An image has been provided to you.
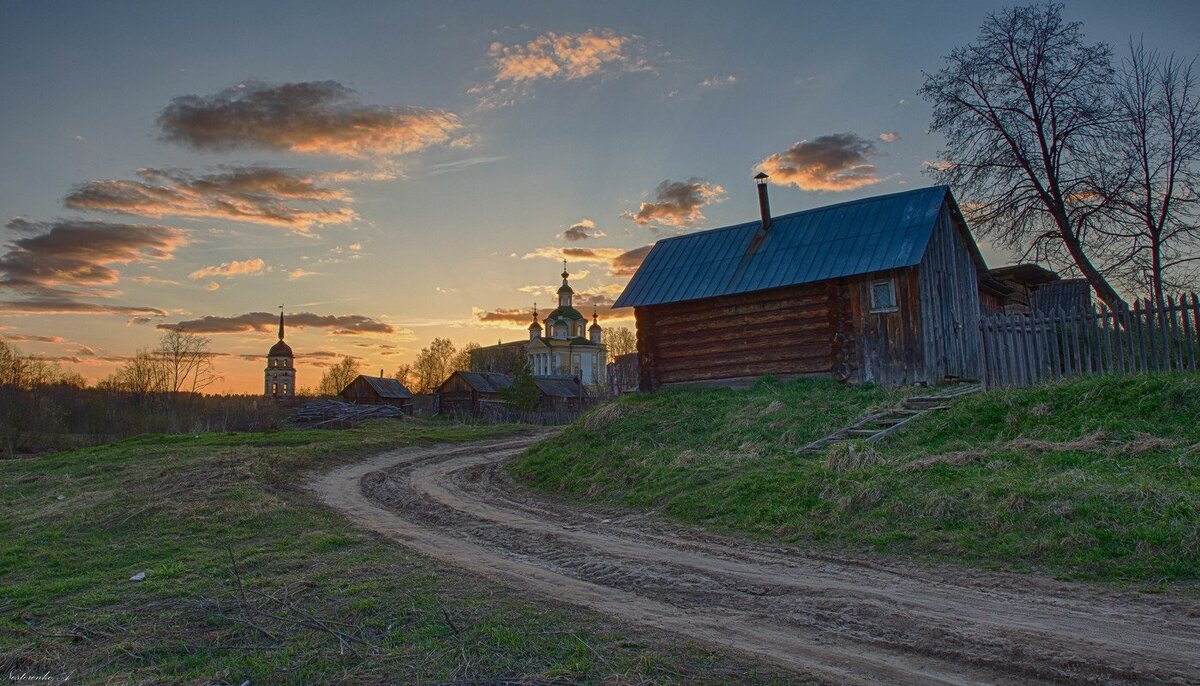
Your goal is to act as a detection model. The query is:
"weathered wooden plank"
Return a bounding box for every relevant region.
[1104,305,1113,374]
[655,332,832,363]
[1191,293,1200,370]
[654,347,832,375]
[651,316,830,347]
[1183,293,1197,371]
[1165,295,1180,371]
[656,355,831,384]
[645,290,830,326]
[980,318,994,389]
[1081,307,1096,375]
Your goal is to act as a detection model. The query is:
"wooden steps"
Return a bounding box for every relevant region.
[795,383,980,455]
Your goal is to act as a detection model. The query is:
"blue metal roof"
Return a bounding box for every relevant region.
[613,185,953,308]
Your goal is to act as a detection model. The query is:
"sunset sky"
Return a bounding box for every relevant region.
[2,1,1198,393]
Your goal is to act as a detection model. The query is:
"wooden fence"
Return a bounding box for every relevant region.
[979,292,1200,389]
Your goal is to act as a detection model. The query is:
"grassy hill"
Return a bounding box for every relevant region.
[511,374,1200,584]
[1,420,792,685]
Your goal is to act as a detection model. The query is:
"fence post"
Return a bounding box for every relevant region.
[1183,292,1197,372]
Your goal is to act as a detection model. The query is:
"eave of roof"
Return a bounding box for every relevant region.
[613,185,957,309]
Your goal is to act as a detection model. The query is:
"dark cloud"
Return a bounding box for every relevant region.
[521,244,651,277]
[758,133,881,191]
[65,166,356,234]
[0,219,186,294]
[561,218,604,241]
[609,245,651,277]
[157,311,394,335]
[0,299,167,316]
[622,178,724,229]
[0,219,184,317]
[157,80,462,158]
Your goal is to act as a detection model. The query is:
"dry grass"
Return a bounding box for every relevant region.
[823,442,883,471]
[582,402,624,431]
[1005,430,1109,452]
[899,451,986,472]
[760,400,784,415]
[1005,430,1179,455]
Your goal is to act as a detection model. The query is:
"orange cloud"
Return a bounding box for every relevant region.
[622,178,724,229]
[188,258,267,280]
[758,133,881,191]
[157,81,462,158]
[490,29,628,83]
[65,166,356,234]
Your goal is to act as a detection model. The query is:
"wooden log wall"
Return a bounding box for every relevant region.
[635,282,835,389]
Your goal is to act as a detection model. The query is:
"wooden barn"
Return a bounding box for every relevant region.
[339,374,413,408]
[532,375,588,411]
[613,181,990,389]
[436,371,511,417]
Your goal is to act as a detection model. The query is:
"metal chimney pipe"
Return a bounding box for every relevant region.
[754,172,771,232]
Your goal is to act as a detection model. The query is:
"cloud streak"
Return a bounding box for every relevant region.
[758,133,881,191]
[157,80,462,158]
[521,244,651,277]
[622,178,724,229]
[158,311,394,335]
[188,258,267,280]
[65,166,356,234]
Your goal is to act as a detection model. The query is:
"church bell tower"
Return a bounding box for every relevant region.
[264,307,296,399]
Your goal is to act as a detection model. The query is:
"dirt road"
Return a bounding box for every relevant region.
[310,435,1200,685]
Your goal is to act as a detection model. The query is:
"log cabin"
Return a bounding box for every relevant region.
[613,179,992,389]
[340,374,414,409]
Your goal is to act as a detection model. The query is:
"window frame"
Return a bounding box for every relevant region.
[869,278,898,313]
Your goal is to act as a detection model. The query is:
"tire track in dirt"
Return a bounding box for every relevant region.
[310,435,1200,685]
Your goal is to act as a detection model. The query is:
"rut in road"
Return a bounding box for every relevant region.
[310,435,1200,686]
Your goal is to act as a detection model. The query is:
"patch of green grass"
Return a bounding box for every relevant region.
[511,374,1200,585]
[1,419,796,685]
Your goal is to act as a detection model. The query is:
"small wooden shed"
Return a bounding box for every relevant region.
[340,375,413,409]
[436,371,512,417]
[532,375,588,411]
[614,184,991,389]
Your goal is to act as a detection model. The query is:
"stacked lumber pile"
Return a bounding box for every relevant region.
[291,400,409,427]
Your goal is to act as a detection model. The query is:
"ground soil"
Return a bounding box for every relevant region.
[309,435,1200,685]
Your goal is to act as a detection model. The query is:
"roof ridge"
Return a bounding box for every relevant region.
[650,185,949,246]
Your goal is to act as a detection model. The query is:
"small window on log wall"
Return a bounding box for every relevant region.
[870,279,897,313]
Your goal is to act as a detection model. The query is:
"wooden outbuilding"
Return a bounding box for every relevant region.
[532,375,588,411]
[339,374,413,409]
[436,371,512,417]
[613,183,991,389]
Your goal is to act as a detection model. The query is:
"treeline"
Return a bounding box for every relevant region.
[0,334,286,457]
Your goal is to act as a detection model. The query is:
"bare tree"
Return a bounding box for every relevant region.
[317,356,360,396]
[110,348,171,395]
[604,326,637,358]
[156,330,221,394]
[921,2,1126,309]
[1093,41,1200,301]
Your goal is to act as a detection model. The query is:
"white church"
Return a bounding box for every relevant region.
[471,265,608,390]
